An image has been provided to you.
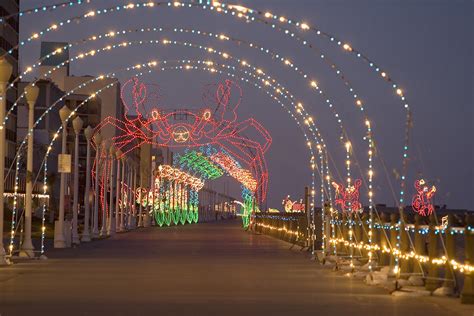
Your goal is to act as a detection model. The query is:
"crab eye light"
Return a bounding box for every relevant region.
[151,109,160,120]
[202,110,211,120]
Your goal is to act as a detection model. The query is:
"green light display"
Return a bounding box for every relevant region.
[180,150,223,180]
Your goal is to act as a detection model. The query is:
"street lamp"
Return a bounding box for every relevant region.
[92,132,102,238]
[115,149,122,232]
[128,161,136,229]
[107,144,116,236]
[82,126,93,242]
[0,57,13,265]
[100,140,110,237]
[138,161,143,228]
[20,83,39,257]
[55,105,72,248]
[131,162,137,228]
[72,115,83,245]
[119,154,126,232]
[125,158,132,230]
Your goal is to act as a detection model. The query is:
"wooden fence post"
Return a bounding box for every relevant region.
[426,213,440,292]
[461,214,474,304]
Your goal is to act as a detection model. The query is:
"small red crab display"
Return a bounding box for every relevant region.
[94,77,272,202]
[331,180,362,213]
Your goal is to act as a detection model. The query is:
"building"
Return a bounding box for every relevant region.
[14,42,128,221]
[0,0,19,195]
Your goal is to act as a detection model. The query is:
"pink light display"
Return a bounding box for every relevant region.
[412,179,437,217]
[93,77,271,202]
[331,180,362,213]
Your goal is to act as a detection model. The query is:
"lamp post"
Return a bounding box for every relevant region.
[115,149,122,232]
[124,158,129,230]
[20,84,39,257]
[71,116,83,245]
[54,105,71,248]
[107,144,116,236]
[138,176,143,228]
[100,140,110,237]
[119,155,126,232]
[128,162,136,229]
[132,163,137,228]
[0,57,13,265]
[82,126,93,242]
[126,159,133,229]
[92,132,102,238]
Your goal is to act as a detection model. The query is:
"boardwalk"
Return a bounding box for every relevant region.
[0,220,470,315]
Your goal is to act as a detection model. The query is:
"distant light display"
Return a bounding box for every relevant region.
[282,195,305,213]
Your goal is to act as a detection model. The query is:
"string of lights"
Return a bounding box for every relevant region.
[6,9,378,215]
[13,60,320,250]
[9,0,400,252]
[4,0,410,211]
[329,236,474,273]
[5,31,340,225]
[3,2,461,290]
[4,3,414,266]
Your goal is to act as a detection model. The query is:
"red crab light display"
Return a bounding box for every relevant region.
[331,180,362,213]
[93,77,271,202]
[412,179,437,217]
[282,195,305,213]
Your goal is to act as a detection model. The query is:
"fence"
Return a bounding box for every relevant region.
[252,210,474,304]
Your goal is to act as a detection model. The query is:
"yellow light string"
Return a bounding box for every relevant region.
[7,0,406,255]
[345,141,354,269]
[18,59,322,252]
[8,4,381,210]
[6,1,409,227]
[7,37,329,217]
[255,222,301,237]
[329,237,474,273]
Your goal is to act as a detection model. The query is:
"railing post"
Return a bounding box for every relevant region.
[290,217,297,244]
[439,213,456,294]
[362,213,369,263]
[425,213,440,292]
[354,213,363,248]
[412,214,426,284]
[389,213,399,269]
[272,216,278,238]
[461,214,474,304]
[280,217,286,240]
[361,214,369,243]
[332,212,339,255]
[336,213,343,254]
[372,212,380,266]
[400,212,411,279]
[263,215,267,234]
[349,212,354,267]
[378,213,389,266]
[343,212,349,255]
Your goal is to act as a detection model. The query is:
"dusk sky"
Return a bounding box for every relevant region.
[19,0,472,210]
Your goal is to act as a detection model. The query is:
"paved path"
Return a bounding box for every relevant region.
[0,220,471,315]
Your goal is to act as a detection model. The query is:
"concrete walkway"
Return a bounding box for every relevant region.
[0,220,471,315]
